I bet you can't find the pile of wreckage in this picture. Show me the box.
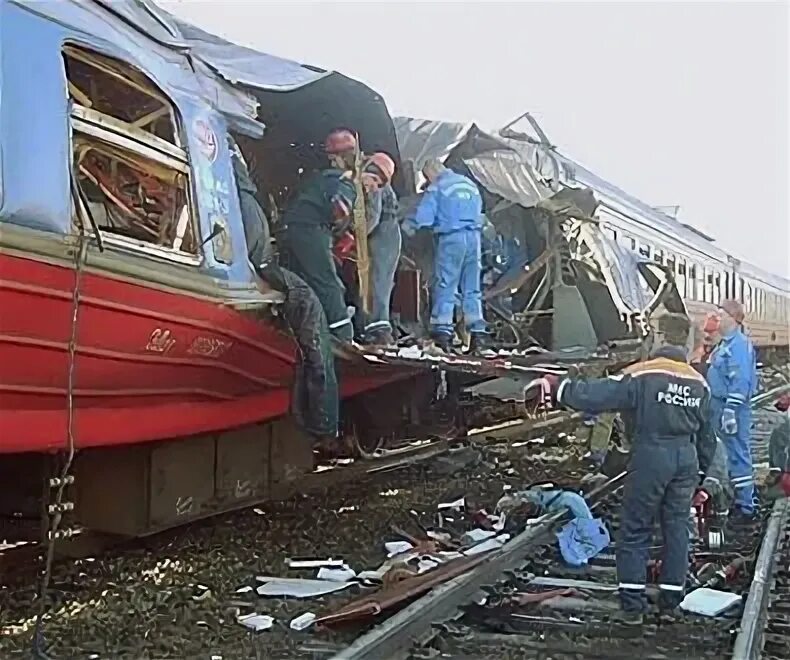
[231,468,614,633]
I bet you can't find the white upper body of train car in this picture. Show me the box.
[553,150,789,350]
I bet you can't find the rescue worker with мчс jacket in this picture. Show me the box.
[706,298,758,518]
[279,129,358,342]
[545,314,716,623]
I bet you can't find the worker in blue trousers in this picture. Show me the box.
[410,160,490,353]
[544,314,716,623]
[706,298,758,519]
[361,152,400,346]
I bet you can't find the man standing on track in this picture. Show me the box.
[706,299,758,519]
[545,314,716,623]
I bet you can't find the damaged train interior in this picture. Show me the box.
[0,0,788,545]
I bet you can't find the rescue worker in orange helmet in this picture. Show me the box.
[690,311,721,377]
[360,152,401,346]
[279,129,358,342]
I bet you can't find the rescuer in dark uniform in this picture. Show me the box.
[545,314,716,623]
[280,129,358,342]
[256,262,341,456]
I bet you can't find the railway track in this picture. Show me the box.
[0,412,588,658]
[1,384,786,658]
[732,497,790,660]
[325,481,772,660]
[0,411,580,585]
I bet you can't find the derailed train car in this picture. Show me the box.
[0,1,773,538]
[0,0,414,536]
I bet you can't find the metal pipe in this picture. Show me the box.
[730,497,789,660]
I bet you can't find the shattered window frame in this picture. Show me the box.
[63,44,200,266]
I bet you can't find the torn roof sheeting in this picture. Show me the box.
[394,117,555,209]
[99,0,332,92]
[165,14,332,91]
[17,0,340,134]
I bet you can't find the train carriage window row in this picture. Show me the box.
[609,227,789,325]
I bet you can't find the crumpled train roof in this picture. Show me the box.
[96,0,332,91]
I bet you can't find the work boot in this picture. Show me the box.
[431,332,453,353]
[364,328,395,348]
[469,332,496,357]
[313,434,354,461]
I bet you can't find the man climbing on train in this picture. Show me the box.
[543,313,716,623]
[361,152,401,346]
[409,159,491,354]
[706,299,758,519]
[279,129,358,342]
[255,262,343,458]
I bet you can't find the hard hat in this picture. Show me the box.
[703,312,721,335]
[324,129,357,155]
[719,299,745,324]
[364,152,396,185]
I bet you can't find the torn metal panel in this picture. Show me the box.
[166,13,332,92]
[394,117,554,207]
[576,222,651,317]
[9,0,263,135]
[393,117,474,172]
[464,149,549,210]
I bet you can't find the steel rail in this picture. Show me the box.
[731,497,790,660]
[331,470,627,660]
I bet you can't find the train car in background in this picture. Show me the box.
[498,115,790,355]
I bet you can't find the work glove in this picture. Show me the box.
[720,408,738,435]
[333,232,355,261]
[692,488,709,508]
[541,374,562,407]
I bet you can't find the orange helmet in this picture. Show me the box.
[703,311,721,336]
[324,129,357,155]
[364,152,396,185]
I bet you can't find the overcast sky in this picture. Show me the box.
[162,0,789,278]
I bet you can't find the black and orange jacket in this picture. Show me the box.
[558,346,716,473]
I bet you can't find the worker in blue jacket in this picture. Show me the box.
[545,313,716,623]
[411,160,490,353]
[706,299,758,517]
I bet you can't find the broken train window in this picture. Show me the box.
[64,45,197,259]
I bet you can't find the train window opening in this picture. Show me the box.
[713,272,721,304]
[64,46,197,259]
[74,136,196,255]
[630,237,637,250]
[63,46,177,145]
